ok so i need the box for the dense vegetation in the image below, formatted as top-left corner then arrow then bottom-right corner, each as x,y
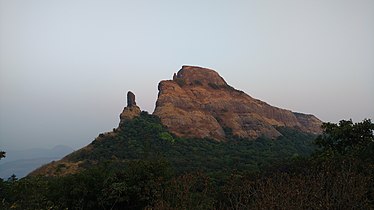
66,111 -> 316,176
0,113 -> 373,209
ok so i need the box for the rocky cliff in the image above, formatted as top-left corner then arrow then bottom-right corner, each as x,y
119,91 -> 141,124
30,65 -> 322,177
29,91 -> 142,177
153,65 -> 322,140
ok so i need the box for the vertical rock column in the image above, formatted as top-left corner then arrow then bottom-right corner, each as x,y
119,91 -> 141,125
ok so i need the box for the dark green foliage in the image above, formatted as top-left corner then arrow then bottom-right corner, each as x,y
47,167 -> 106,209
2,158 -> 372,210
1,116 -> 372,209
155,172 -> 216,209
7,174 -> 17,182
315,119 -> 374,159
217,158 -> 372,209
100,159 -> 172,209
159,132 -> 175,143
67,112 -> 317,176
0,159 -> 172,210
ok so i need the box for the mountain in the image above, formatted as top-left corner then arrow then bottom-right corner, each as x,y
154,65 -> 321,140
0,145 -> 73,179
30,66 -> 322,177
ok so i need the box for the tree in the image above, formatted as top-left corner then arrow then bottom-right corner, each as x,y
315,119 -> 374,157
99,159 -> 173,209
7,174 -> 17,182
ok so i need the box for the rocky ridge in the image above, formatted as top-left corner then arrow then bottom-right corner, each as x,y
30,65 -> 322,177
153,65 -> 322,140
119,91 -> 141,124
29,91 -> 141,177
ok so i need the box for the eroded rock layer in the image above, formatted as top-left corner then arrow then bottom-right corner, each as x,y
119,91 -> 141,124
153,65 -> 322,140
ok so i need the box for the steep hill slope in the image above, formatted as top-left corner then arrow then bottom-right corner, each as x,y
0,145 -> 73,179
154,65 -> 321,140
30,66 -> 322,176
30,111 -> 317,177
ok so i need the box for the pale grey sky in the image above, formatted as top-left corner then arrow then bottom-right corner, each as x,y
1,0 -> 373,150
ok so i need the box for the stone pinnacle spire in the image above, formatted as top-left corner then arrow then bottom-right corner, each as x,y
127,91 -> 136,107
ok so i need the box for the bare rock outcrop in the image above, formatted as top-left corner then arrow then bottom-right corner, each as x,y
29,66 -> 324,177
120,91 -> 141,124
153,66 -> 322,141
127,91 -> 137,106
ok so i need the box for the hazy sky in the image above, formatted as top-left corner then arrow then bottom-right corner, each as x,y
1,0 -> 373,150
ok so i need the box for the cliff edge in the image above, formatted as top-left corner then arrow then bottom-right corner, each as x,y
153,65 -> 322,140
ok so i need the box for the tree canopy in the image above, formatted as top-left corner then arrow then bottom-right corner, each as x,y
315,119 -> 374,158
1,118 -> 373,209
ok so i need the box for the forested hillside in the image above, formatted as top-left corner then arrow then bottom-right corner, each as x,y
31,111 -> 317,177
0,113 -> 373,209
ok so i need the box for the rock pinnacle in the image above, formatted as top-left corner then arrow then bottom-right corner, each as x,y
127,91 -> 136,107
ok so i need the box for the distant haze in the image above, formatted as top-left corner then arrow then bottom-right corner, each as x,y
0,145 -> 73,178
1,0 -> 373,150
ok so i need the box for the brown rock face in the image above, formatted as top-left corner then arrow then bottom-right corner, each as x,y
153,66 -> 322,140
120,91 -> 141,124
127,91 -> 137,106
175,65 -> 228,86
